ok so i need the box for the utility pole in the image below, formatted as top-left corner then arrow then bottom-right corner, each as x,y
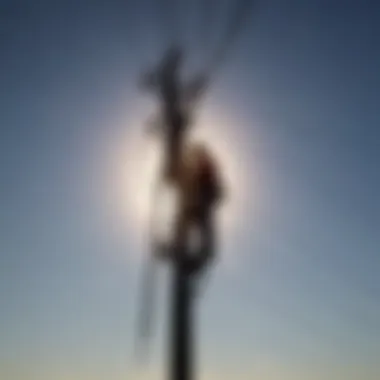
138,46 -> 222,380
171,260 -> 193,380
168,199 -> 196,380
135,2 -> 255,379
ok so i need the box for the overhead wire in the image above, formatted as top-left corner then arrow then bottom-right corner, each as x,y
206,0 -> 256,78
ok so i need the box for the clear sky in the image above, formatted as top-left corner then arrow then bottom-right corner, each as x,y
1,1 -> 379,379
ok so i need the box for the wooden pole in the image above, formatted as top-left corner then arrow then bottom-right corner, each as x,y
170,212 -> 194,380
170,259 -> 192,380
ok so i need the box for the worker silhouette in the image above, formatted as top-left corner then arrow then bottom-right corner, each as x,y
175,142 -> 224,274
141,45 -> 223,274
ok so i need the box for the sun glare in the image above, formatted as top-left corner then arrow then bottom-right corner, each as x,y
104,104 -> 254,260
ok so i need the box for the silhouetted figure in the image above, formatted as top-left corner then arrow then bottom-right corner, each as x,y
140,47 -> 220,380
141,46 -> 223,273
175,142 -> 224,273
135,2 -> 254,378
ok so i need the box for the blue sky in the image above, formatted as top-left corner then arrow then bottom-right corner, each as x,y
0,1 -> 379,379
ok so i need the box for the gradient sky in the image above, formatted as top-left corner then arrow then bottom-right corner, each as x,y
1,1 -> 380,379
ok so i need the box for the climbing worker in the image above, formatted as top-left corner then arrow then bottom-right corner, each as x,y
172,141 -> 225,274
140,45 -> 207,184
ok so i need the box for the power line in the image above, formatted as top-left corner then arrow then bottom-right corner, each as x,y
207,0 -> 256,76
